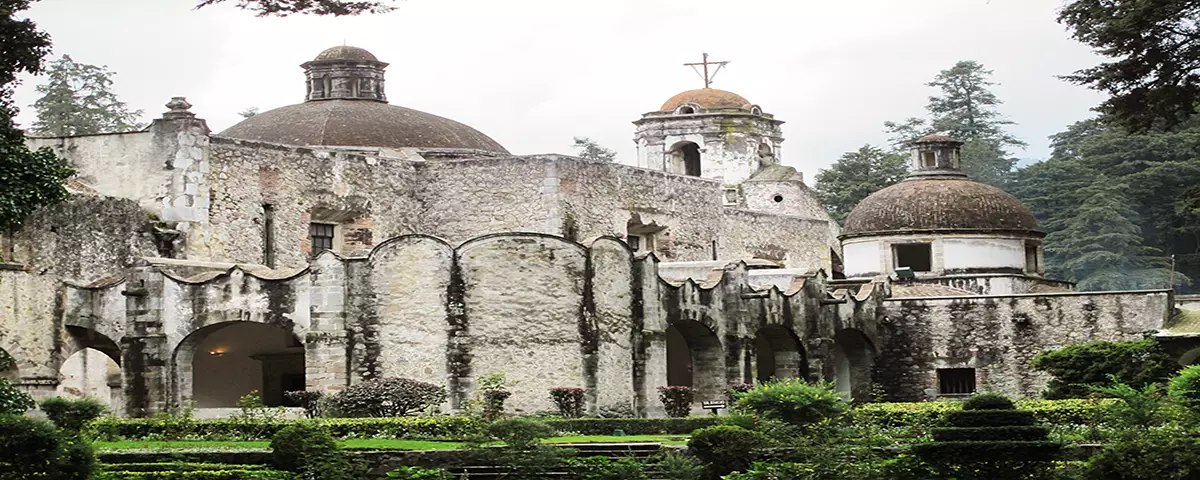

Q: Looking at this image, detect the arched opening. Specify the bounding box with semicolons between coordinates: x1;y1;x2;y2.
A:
665;319;723;402
1178;347;1200;366
175;322;305;409
755;325;806;382
682;143;701;176
58;348;122;410
757;143;775;165
677;105;696;114
833;328;876;402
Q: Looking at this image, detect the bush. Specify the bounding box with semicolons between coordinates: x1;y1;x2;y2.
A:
567;456;648;480
282;390;323;418
1082;435;1200;480
1169;365;1200;412
0;414;95;480
687;425;767;479
657;386;694;418
477;372;516;421
915;400;1060;479
87;415;479;441
544;417;720;436
930;425;1050;442
849;399;1110;428
725;383;753;404
93;470;294;479
733;379;848;427
549;388;585;418
41;396;108;431
961;392;1015;411
654;451;704;480
0;377;35;415
268;423;338;472
1031;339;1175;399
332;377;447;417
486;417;555;449
387;466;454;479
945;410;1036;427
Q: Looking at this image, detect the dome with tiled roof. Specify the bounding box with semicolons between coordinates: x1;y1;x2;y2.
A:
313;45;379;62
659;88;752;112
842;178;1041;237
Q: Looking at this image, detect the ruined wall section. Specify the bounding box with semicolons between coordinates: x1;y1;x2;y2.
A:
587;238;635;412
876;291;1171;401
28;133;164;211
416;157;561;243
0;269;62;390
720;209;833;273
8;196;160;282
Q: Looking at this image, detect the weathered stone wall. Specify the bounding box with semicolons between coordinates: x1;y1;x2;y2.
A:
719;209;834;272
27;132;163;211
633;113;784;185
0;269;61;387
876;290;1171;401
417;157;561;242
8;195;161;281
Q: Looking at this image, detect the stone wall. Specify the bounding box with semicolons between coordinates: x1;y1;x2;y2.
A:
876;290;1171;401
719;209;834;273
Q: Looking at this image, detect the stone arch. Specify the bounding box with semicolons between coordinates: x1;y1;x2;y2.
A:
1179;347;1200;366
172;321;305;409
666;318;724;402
833;328;876;401
668;141;702;177
58;326;123;409
755;325;806;382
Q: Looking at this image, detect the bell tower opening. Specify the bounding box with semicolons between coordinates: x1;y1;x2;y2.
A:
682;143;701;177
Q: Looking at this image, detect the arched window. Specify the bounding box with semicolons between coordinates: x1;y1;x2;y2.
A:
749;105;763;115
677;106;696;114
682;143;701;176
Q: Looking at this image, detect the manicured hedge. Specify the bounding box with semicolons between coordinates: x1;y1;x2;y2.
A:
87;416;478;441
544;417;721;435
931;426;1050;442
94;470;294;480
910;441;1063;463
99;463;273;473
849;399;1110;428
946;410;1036;428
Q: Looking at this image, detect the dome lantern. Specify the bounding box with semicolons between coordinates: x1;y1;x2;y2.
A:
301;46;388;103
911;134;965;176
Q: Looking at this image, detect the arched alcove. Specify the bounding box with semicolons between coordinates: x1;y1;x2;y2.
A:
57;348;122;410
174;322;305;408
665;319;723;402
668;141;702;177
833;328;876;401
755;325;806;382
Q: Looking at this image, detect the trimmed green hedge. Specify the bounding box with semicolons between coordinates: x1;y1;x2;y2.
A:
544;417;721;435
910;441;1063;463
945;410;1036;428
931;426;1050;442
94;470;294;480
99;463;273;473
87;416;478;441
850;399;1109;427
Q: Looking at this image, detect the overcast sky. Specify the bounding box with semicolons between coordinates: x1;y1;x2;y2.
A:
11;0;1107;182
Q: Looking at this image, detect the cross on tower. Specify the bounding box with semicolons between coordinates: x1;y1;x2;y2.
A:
684;52;729;89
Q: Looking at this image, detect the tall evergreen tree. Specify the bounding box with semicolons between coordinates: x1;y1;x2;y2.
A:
30;55;142;137
886;61;1025;187
1044;179;1184;290
814;145;909;224
571;137;616;163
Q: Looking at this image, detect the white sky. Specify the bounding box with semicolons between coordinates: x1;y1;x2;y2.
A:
11;0;1106;182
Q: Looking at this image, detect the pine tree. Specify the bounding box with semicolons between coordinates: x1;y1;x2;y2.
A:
30;55;142;137
571;137;616;162
1045;179;1185;290
815;145;909;223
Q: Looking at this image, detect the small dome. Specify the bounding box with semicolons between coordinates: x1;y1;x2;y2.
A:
219;100;508;153
313;46;379;62
913;133;960;145
842;178;1041;237
660;88;751;112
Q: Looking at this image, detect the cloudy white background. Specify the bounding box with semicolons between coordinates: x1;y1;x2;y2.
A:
12;0;1106;181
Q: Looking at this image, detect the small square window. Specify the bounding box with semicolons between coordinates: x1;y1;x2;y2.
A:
921;151;937;168
938;368;976;395
310;223;335;253
1025;244;1040;273
893;243;932;272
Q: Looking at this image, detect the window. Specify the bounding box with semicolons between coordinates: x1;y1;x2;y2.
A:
893;243;932;272
921;151;937;168
772;194;784;203
310;223;335;253
682;143;701;176
938;368;976;395
627;235;641;251
678;105;696;114
263;204;276;268
1025;243;1040;273
750;106;763;115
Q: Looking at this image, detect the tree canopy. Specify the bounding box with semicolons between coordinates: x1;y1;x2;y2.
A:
195;0;398;16
814;145;908;223
571;137;616;163
1058;0;1200;132
30;55;143;136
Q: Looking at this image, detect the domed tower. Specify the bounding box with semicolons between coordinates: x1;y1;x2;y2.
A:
220;46;508;155
632;87;784;185
840;134;1045;283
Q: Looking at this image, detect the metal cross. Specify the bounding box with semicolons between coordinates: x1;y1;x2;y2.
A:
684;52;730;89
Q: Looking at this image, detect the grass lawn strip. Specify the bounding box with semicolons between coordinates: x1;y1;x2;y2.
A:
95;434;687;452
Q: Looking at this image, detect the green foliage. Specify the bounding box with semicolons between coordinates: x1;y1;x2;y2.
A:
1168;364;1200;412
566;456;648;480
386;466;453;479
269;423;338;472
0;377;35;414
195;0;398;16
945;410;1036;428
915;400;1059;479
657;385;693;417
572;137;617;162
1089;379;1170;433
281;390;322;418
476;372;516;421
87;415;479;441
1082;435;1200;480
1058;0;1200;132
543;416;720;435
0;139;73;233
485;417;554;449
687;425;767;479
93;469;294;479
548;387;585;418
931;426;1050;442
0;414;96;480
1030;339;1176;399
40;396;108;431
733;379;848;427
814;145;908;222
30;55;143;136
654;450;704;480
331;377;447;417
962;392;1016;411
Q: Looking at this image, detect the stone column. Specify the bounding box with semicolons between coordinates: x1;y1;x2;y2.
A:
120;265;169;417
151;97;211;226
307;253;349;394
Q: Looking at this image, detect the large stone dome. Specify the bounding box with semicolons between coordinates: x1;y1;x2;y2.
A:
219;100;508;153
842;177;1041;237
218;46;508;154
659;88;752;112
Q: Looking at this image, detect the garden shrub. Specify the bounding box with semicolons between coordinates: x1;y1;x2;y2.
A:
1082;434;1200;480
93;470;294;479
654;450;704;480
733;379;847;427
87;415;479;441
282;390;323;418
1031;339;1174;399
40;396;108;432
477;372;516;421
567;456;648;480
0;414;95;480
486;417;555;449
657;385;694;417
945;409;1036;427
1168;364;1200;413
387;466;454;479
332;377;447;417
930;425;1050;442
849;399;1109;428
962;392;1015;410
544;416;720;435
1091;379;1171;433
687;425;767;479
549;387;585;418
915;396;1060;479
725;382;753;404
0;377;35;415
268;423;347;477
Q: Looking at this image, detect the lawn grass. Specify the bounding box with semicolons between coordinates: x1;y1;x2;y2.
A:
95;434;687;452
